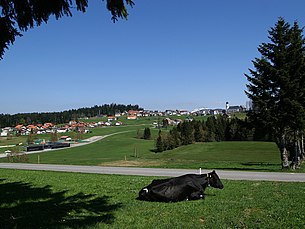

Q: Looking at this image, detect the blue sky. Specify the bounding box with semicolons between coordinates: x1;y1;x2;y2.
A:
1;0;305;114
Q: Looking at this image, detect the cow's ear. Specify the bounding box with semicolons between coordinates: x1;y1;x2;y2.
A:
212;170;215;173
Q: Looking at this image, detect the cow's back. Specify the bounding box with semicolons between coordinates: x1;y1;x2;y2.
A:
138;174;209;202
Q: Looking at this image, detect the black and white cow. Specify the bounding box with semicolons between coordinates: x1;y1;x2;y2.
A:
138;170;224;202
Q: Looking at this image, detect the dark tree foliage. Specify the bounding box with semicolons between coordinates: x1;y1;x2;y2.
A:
0;103;141;127
155;116;253;152
225;117;252;141
0;0;135;59
178;121;194;145
143;127;151;140
245;18;305;168
155;130;164;153
205;116;216;142
215;115;227;141
193;120;205;142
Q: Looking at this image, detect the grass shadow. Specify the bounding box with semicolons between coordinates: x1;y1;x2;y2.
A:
241;162;280;167
0;179;122;228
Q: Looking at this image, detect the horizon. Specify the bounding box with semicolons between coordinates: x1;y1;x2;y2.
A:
1;101;244;115
1;1;305;114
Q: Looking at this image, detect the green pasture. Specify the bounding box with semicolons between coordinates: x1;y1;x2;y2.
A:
0;127;287;171
1;169;304;228
1;114;302;171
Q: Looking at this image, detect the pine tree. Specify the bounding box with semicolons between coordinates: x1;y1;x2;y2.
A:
143;127;151;140
245;18;305;169
206;116;216;142
180;121;194;145
194;120;205;142
169;127;181;148
155;130;164;152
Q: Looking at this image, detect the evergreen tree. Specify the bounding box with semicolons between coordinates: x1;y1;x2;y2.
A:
215;115;227;141
179;121;194;145
155;130;164;152
245;18;305;168
205;116;216;142
169;127;181;148
193;120;205;142
143;127;151;140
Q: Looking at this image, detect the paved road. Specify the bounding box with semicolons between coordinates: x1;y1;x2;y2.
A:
0;163;304;182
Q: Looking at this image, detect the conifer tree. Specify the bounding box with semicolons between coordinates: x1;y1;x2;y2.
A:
143;127;151;140
246;18;305;168
205;116;216;142
194;120;205;142
180;121;194;145
155;130;164;152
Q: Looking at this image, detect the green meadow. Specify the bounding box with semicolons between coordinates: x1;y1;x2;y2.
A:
1;115;304;172
1;126;284;171
1;169;304;229
1;115;304;228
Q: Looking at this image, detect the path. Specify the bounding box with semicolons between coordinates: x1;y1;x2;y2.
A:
0;163;304;182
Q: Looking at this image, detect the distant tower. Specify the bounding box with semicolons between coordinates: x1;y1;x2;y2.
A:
226;102;229;110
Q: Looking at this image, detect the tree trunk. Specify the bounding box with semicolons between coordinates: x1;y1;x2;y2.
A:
279;133;289;168
290;131;301;170
301;134;305;161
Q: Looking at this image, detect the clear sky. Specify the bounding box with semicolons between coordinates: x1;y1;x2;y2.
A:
1;0;305;114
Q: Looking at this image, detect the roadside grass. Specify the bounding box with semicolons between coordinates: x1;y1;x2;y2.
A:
1;169;304;228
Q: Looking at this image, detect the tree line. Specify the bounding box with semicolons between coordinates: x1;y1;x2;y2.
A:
155;116;253;152
0;103;142;128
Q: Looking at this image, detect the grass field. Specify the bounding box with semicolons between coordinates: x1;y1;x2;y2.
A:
1;128;286;171
1;115;303;172
1;169;304;228
0;126;293;171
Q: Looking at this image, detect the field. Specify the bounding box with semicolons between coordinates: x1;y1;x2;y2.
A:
1;115;304;172
1;128;283;171
1;115;304;228
1;169;304;229
0;127;288;171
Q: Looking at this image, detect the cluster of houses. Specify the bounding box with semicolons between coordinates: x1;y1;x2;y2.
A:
0;122;89;137
0;106;245;137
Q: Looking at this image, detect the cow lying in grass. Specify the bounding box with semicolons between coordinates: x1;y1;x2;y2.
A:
138;170;224;202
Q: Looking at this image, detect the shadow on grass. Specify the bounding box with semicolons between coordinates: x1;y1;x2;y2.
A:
150;149;159;153
0;180;122;228
241;162;280;167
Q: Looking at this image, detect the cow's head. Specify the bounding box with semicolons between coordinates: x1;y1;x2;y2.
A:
208;170;224;189
137;187;150;201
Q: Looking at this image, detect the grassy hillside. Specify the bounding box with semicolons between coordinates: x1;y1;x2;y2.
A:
0;127;283;171
0;114;292;171
1;169;304;228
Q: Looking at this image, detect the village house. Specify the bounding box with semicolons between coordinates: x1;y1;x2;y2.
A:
107;115;117;122
127;110;140;120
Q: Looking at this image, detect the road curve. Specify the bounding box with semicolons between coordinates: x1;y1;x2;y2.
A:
0;163;304;182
